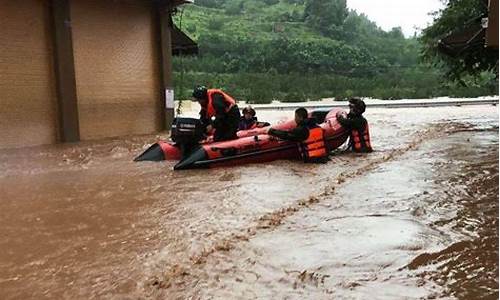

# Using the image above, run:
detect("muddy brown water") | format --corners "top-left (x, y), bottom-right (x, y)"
top-left (0, 105), bottom-right (498, 299)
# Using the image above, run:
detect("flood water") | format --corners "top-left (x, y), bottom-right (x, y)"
top-left (0, 105), bottom-right (498, 299)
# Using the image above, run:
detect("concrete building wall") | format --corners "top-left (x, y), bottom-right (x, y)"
top-left (71, 0), bottom-right (161, 140)
top-left (0, 0), bottom-right (58, 148)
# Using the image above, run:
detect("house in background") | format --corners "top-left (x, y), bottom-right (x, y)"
top-left (438, 0), bottom-right (498, 56)
top-left (0, 0), bottom-right (197, 149)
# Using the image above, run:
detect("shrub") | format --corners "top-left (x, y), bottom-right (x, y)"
top-left (207, 18), bottom-right (224, 31)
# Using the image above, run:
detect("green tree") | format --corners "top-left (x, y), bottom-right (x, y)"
top-left (195, 0), bottom-right (225, 8)
top-left (224, 0), bottom-right (244, 15)
top-left (304, 0), bottom-right (348, 37)
top-left (207, 18), bottom-right (224, 31)
top-left (387, 27), bottom-right (404, 39)
top-left (262, 0), bottom-right (279, 5)
top-left (172, 0), bottom-right (496, 101)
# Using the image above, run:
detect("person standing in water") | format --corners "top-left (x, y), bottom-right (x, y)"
top-left (336, 97), bottom-right (373, 153)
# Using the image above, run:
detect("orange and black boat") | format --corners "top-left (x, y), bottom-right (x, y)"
top-left (135, 108), bottom-right (349, 170)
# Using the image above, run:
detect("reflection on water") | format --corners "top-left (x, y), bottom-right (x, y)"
top-left (0, 105), bottom-right (497, 299)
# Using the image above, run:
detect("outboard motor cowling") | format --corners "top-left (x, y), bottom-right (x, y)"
top-left (170, 117), bottom-right (205, 144)
top-left (134, 117), bottom-right (205, 162)
top-left (170, 117), bottom-right (205, 159)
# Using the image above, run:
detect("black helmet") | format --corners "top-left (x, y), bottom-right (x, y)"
top-left (242, 106), bottom-right (256, 117)
top-left (349, 97), bottom-right (366, 114)
top-left (192, 85), bottom-right (208, 100)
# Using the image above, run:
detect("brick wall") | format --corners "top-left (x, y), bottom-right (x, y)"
top-left (0, 0), bottom-right (164, 148)
top-left (71, 0), bottom-right (161, 140)
top-left (0, 0), bottom-right (58, 148)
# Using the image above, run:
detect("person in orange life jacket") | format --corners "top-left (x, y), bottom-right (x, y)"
top-left (336, 97), bottom-right (373, 153)
top-left (238, 106), bottom-right (258, 130)
top-left (192, 85), bottom-right (241, 142)
top-left (268, 107), bottom-right (328, 163)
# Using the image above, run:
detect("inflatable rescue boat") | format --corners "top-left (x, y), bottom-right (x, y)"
top-left (135, 108), bottom-right (349, 170)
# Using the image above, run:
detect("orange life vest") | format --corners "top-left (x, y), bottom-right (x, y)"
top-left (205, 89), bottom-right (236, 119)
top-left (352, 122), bottom-right (372, 152)
top-left (300, 127), bottom-right (327, 161)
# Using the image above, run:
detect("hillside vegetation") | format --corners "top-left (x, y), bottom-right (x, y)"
top-left (172, 0), bottom-right (497, 103)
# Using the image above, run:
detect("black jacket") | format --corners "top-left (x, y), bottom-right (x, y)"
top-left (336, 112), bottom-right (367, 131)
top-left (199, 93), bottom-right (234, 126)
top-left (268, 118), bottom-right (318, 142)
top-left (238, 117), bottom-right (257, 130)
top-left (199, 92), bottom-right (240, 141)
top-left (337, 112), bottom-right (371, 152)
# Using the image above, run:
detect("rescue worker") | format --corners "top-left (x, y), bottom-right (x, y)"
top-left (336, 97), bottom-right (373, 153)
top-left (192, 85), bottom-right (241, 142)
top-left (239, 106), bottom-right (258, 130)
top-left (268, 107), bottom-right (328, 163)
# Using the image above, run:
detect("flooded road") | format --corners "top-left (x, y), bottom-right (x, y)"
top-left (0, 105), bottom-right (498, 299)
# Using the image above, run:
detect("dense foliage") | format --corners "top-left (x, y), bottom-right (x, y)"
top-left (419, 0), bottom-right (498, 83)
top-left (172, 0), bottom-right (497, 103)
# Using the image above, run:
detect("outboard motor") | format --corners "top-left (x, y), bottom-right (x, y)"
top-left (170, 117), bottom-right (205, 158)
top-left (134, 117), bottom-right (205, 162)
top-left (170, 117), bottom-right (205, 144)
